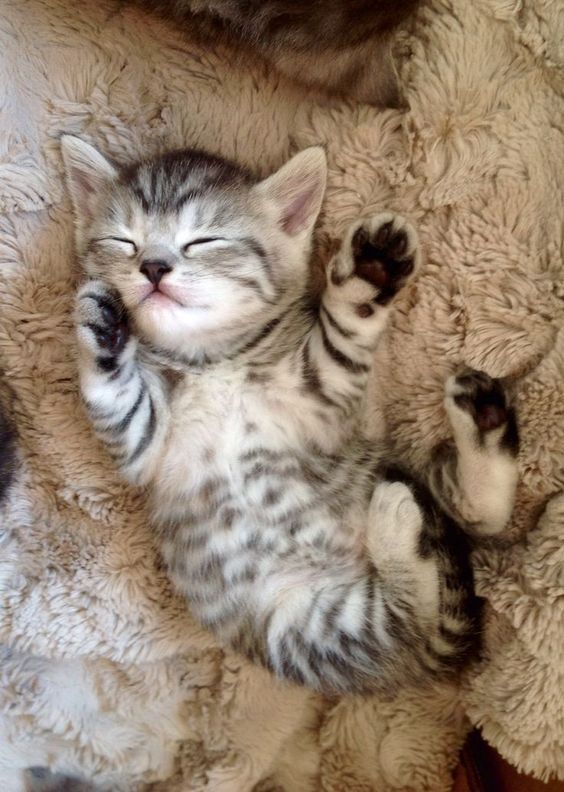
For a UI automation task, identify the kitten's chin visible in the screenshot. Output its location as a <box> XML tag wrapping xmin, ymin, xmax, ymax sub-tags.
<box><xmin>133</xmin><ymin>300</ymin><xmax>193</xmax><ymax>350</ymax></box>
<box><xmin>133</xmin><ymin>291</ymin><xmax>274</xmax><ymax>360</ymax></box>
<box><xmin>133</xmin><ymin>299</ymin><xmax>230</xmax><ymax>359</ymax></box>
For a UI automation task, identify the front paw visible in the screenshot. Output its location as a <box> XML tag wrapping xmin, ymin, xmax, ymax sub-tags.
<box><xmin>76</xmin><ymin>281</ymin><xmax>131</xmax><ymax>363</ymax></box>
<box><xmin>333</xmin><ymin>213</ymin><xmax>420</xmax><ymax>305</ymax></box>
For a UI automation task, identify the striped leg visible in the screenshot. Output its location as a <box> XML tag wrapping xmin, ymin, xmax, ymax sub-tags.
<box><xmin>303</xmin><ymin>213</ymin><xmax>420</xmax><ymax>412</ymax></box>
<box><xmin>75</xmin><ymin>280</ymin><xmax>169</xmax><ymax>484</ymax></box>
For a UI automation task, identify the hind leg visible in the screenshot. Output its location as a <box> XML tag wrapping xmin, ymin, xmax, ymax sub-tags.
<box><xmin>366</xmin><ymin>481</ymin><xmax>440</xmax><ymax>624</ymax></box>
<box><xmin>366</xmin><ymin>476</ymin><xmax>478</xmax><ymax>668</ymax></box>
<box><xmin>429</xmin><ymin>370</ymin><xmax>519</xmax><ymax>536</ymax></box>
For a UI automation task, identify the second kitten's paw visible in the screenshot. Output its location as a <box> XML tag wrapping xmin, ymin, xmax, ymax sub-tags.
<box><xmin>333</xmin><ymin>213</ymin><xmax>420</xmax><ymax>305</ymax></box>
<box><xmin>445</xmin><ymin>369</ymin><xmax>519</xmax><ymax>455</ymax></box>
<box><xmin>76</xmin><ymin>280</ymin><xmax>131</xmax><ymax>362</ymax></box>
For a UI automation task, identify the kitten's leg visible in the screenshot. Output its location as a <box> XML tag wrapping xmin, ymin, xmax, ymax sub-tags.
<box><xmin>303</xmin><ymin>213</ymin><xmax>419</xmax><ymax>411</ymax></box>
<box><xmin>366</xmin><ymin>481</ymin><xmax>438</xmax><ymax>623</ymax></box>
<box><xmin>428</xmin><ymin>370</ymin><xmax>519</xmax><ymax>536</ymax></box>
<box><xmin>366</xmin><ymin>475</ymin><xmax>479</xmax><ymax>674</ymax></box>
<box><xmin>75</xmin><ymin>280</ymin><xmax>169</xmax><ymax>485</ymax></box>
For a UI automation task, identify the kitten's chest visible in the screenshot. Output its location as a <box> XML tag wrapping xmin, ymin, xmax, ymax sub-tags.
<box><xmin>155</xmin><ymin>368</ymin><xmax>303</xmax><ymax>499</ymax></box>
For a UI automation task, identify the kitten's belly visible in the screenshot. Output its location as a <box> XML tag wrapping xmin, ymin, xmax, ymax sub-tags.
<box><xmin>152</xmin><ymin>379</ymin><xmax>370</xmax><ymax>629</ymax></box>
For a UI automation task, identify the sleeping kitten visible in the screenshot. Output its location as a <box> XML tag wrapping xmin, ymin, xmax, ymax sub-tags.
<box><xmin>139</xmin><ymin>0</ymin><xmax>421</xmax><ymax>105</ymax></box>
<box><xmin>62</xmin><ymin>136</ymin><xmax>519</xmax><ymax>695</ymax></box>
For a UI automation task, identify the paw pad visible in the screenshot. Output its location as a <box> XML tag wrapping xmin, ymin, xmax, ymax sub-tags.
<box><xmin>77</xmin><ymin>283</ymin><xmax>130</xmax><ymax>358</ymax></box>
<box><xmin>449</xmin><ymin>369</ymin><xmax>519</xmax><ymax>454</ymax></box>
<box><xmin>350</xmin><ymin>213</ymin><xmax>419</xmax><ymax>305</ymax></box>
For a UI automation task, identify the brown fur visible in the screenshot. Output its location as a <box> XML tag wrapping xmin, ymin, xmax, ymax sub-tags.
<box><xmin>140</xmin><ymin>0</ymin><xmax>421</xmax><ymax>104</ymax></box>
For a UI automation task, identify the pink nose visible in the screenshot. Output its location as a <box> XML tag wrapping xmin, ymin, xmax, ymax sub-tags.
<box><xmin>140</xmin><ymin>260</ymin><xmax>172</xmax><ymax>285</ymax></box>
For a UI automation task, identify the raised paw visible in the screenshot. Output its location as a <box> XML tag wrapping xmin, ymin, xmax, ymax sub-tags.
<box><xmin>75</xmin><ymin>281</ymin><xmax>130</xmax><ymax>362</ymax></box>
<box><xmin>334</xmin><ymin>212</ymin><xmax>420</xmax><ymax>305</ymax></box>
<box><xmin>445</xmin><ymin>369</ymin><xmax>519</xmax><ymax>455</ymax></box>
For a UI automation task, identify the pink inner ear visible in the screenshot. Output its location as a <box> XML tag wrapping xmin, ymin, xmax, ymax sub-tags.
<box><xmin>281</xmin><ymin>185</ymin><xmax>318</xmax><ymax>235</ymax></box>
<box><xmin>71</xmin><ymin>166</ymin><xmax>97</xmax><ymax>197</ymax></box>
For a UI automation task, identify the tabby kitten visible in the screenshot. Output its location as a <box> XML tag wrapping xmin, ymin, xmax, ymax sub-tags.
<box><xmin>139</xmin><ymin>0</ymin><xmax>421</xmax><ymax>105</ymax></box>
<box><xmin>63</xmin><ymin>136</ymin><xmax>519</xmax><ymax>695</ymax></box>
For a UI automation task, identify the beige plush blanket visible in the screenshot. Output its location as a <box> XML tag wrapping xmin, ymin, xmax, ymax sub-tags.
<box><xmin>0</xmin><ymin>0</ymin><xmax>563</xmax><ymax>788</ymax></box>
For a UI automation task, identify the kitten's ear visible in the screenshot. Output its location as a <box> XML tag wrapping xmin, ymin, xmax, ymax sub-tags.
<box><xmin>60</xmin><ymin>136</ymin><xmax>117</xmax><ymax>224</ymax></box>
<box><xmin>255</xmin><ymin>147</ymin><xmax>327</xmax><ymax>237</ymax></box>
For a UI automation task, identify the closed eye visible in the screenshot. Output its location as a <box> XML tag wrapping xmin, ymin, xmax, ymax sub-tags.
<box><xmin>182</xmin><ymin>237</ymin><xmax>224</xmax><ymax>254</ymax></box>
<box><xmin>95</xmin><ymin>237</ymin><xmax>138</xmax><ymax>254</ymax></box>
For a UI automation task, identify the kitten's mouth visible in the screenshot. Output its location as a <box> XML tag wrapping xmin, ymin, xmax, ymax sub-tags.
<box><xmin>140</xmin><ymin>285</ymin><xmax>184</xmax><ymax>308</ymax></box>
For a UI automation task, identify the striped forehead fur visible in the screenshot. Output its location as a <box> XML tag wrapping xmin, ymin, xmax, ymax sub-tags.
<box><xmin>119</xmin><ymin>149</ymin><xmax>255</xmax><ymax>216</ymax></box>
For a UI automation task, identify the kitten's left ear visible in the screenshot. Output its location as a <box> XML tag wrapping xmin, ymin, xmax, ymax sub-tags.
<box><xmin>255</xmin><ymin>147</ymin><xmax>327</xmax><ymax>237</ymax></box>
<box><xmin>60</xmin><ymin>135</ymin><xmax>117</xmax><ymax>225</ymax></box>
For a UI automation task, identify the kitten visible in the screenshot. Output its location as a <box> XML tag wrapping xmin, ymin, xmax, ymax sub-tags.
<box><xmin>62</xmin><ymin>136</ymin><xmax>519</xmax><ymax>695</ymax></box>
<box><xmin>0</xmin><ymin>374</ymin><xmax>17</xmax><ymax>504</ymax></box>
<box><xmin>138</xmin><ymin>0</ymin><xmax>421</xmax><ymax>105</ymax></box>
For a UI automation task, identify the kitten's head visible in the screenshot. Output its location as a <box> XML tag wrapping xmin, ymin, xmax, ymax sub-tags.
<box><xmin>61</xmin><ymin>137</ymin><xmax>326</xmax><ymax>361</ymax></box>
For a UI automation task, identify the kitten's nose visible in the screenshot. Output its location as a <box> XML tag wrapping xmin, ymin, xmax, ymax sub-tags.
<box><xmin>140</xmin><ymin>259</ymin><xmax>173</xmax><ymax>286</ymax></box>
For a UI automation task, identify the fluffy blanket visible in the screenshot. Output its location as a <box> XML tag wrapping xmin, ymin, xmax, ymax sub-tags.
<box><xmin>0</xmin><ymin>0</ymin><xmax>562</xmax><ymax>788</ymax></box>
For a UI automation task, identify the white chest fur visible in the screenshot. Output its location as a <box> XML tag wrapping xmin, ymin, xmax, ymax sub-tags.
<box><xmin>155</xmin><ymin>367</ymin><xmax>292</xmax><ymax>498</ymax></box>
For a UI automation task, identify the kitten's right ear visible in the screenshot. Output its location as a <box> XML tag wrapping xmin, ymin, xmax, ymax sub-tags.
<box><xmin>60</xmin><ymin>136</ymin><xmax>117</xmax><ymax>225</ymax></box>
